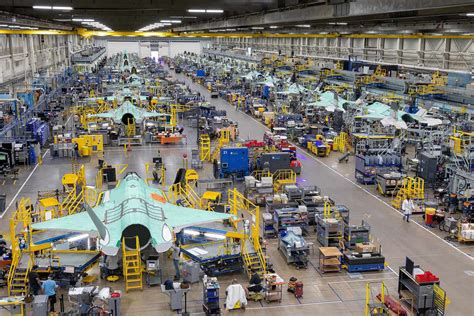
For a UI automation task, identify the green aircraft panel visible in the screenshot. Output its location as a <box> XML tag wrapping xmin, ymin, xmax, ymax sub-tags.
<box><xmin>32</xmin><ymin>173</ymin><xmax>232</xmax><ymax>255</ymax></box>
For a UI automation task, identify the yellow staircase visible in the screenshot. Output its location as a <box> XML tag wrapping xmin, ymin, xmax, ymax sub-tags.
<box><xmin>7</xmin><ymin>252</ymin><xmax>32</xmax><ymax>296</ymax></box>
<box><xmin>126</xmin><ymin>118</ymin><xmax>136</xmax><ymax>136</ymax></box>
<box><xmin>61</xmin><ymin>167</ymin><xmax>86</xmax><ymax>215</ymax></box>
<box><xmin>211</xmin><ymin>130</ymin><xmax>230</xmax><ymax>161</ymax></box>
<box><xmin>391</xmin><ymin>177</ymin><xmax>425</xmax><ymax>209</ymax></box>
<box><xmin>199</xmin><ymin>134</ymin><xmax>211</xmax><ymax>161</ymax></box>
<box><xmin>122</xmin><ymin>236</ymin><xmax>143</xmax><ymax>292</ymax></box>
<box><xmin>273</xmin><ymin>169</ymin><xmax>297</xmax><ymax>191</ymax></box>
<box><xmin>242</xmin><ymin>238</ymin><xmax>267</xmax><ymax>279</ymax></box>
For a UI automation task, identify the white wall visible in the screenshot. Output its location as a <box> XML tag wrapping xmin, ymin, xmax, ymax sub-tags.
<box><xmin>106</xmin><ymin>41</ymin><xmax>140</xmax><ymax>57</ymax></box>
<box><xmin>156</xmin><ymin>41</ymin><xmax>207</xmax><ymax>58</ymax></box>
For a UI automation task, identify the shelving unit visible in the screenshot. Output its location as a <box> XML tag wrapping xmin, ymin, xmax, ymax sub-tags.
<box><xmin>273</xmin><ymin>207</ymin><xmax>309</xmax><ymax>234</ymax></box>
<box><xmin>318</xmin><ymin>247</ymin><xmax>342</xmax><ymax>273</ymax></box>
<box><xmin>264</xmin><ymin>273</ymin><xmax>284</xmax><ymax>303</ymax></box>
<box><xmin>203</xmin><ymin>277</ymin><xmax>220</xmax><ymax>315</ymax></box>
<box><xmin>398</xmin><ymin>266</ymin><xmax>441</xmax><ymax>315</ymax></box>
<box><xmin>316</xmin><ymin>216</ymin><xmax>344</xmax><ymax>247</ymax></box>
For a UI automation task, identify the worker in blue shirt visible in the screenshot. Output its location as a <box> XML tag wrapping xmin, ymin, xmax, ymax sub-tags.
<box><xmin>42</xmin><ymin>275</ymin><xmax>58</xmax><ymax>312</ymax></box>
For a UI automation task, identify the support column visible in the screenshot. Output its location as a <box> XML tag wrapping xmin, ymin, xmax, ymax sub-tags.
<box><xmin>443</xmin><ymin>38</ymin><xmax>451</xmax><ymax>69</ymax></box>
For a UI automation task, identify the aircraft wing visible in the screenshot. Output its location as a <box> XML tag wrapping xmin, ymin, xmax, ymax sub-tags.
<box><xmin>142</xmin><ymin>112</ymin><xmax>165</xmax><ymax>118</ymax></box>
<box><xmin>31</xmin><ymin>211</ymin><xmax>98</xmax><ymax>233</ymax></box>
<box><xmin>163</xmin><ymin>204</ymin><xmax>233</xmax><ymax>231</ymax></box>
<box><xmin>89</xmin><ymin>112</ymin><xmax>114</xmax><ymax>119</ymax></box>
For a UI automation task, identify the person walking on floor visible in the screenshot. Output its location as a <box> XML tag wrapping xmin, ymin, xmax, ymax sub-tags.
<box><xmin>402</xmin><ymin>197</ymin><xmax>414</xmax><ymax>223</ymax></box>
<box><xmin>42</xmin><ymin>275</ymin><xmax>58</xmax><ymax>312</ymax></box>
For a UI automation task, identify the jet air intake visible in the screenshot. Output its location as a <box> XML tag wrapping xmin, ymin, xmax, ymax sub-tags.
<box><xmin>122</xmin><ymin>224</ymin><xmax>152</xmax><ymax>250</ymax></box>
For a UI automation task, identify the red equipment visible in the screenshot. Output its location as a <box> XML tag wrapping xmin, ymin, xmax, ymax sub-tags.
<box><xmin>294</xmin><ymin>282</ymin><xmax>303</xmax><ymax>298</ymax></box>
<box><xmin>376</xmin><ymin>294</ymin><xmax>408</xmax><ymax>316</ymax></box>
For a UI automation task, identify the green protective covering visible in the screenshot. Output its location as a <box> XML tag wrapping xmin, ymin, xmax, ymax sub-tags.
<box><xmin>307</xmin><ymin>91</ymin><xmax>350</xmax><ymax>112</ymax></box>
<box><xmin>89</xmin><ymin>100</ymin><xmax>164</xmax><ymax>124</ymax></box>
<box><xmin>32</xmin><ymin>173</ymin><xmax>232</xmax><ymax>256</ymax></box>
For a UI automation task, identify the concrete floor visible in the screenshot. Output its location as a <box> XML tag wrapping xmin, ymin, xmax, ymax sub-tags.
<box><xmin>0</xmin><ymin>69</ymin><xmax>472</xmax><ymax>315</ymax></box>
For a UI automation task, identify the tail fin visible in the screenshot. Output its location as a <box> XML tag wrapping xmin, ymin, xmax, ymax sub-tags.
<box><xmin>84</xmin><ymin>203</ymin><xmax>107</xmax><ymax>241</ymax></box>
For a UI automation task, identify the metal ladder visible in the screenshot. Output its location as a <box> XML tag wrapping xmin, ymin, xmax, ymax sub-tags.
<box><xmin>122</xmin><ymin>236</ymin><xmax>143</xmax><ymax>292</ymax></box>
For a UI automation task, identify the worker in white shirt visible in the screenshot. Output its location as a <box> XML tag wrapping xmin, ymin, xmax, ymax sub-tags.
<box><xmin>402</xmin><ymin>197</ymin><xmax>414</xmax><ymax>223</ymax></box>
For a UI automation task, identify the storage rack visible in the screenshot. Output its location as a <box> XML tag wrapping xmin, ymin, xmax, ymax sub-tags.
<box><xmin>344</xmin><ymin>220</ymin><xmax>370</xmax><ymax>249</ymax></box>
<box><xmin>203</xmin><ymin>278</ymin><xmax>220</xmax><ymax>315</ymax></box>
<box><xmin>316</xmin><ymin>215</ymin><xmax>344</xmax><ymax>247</ymax></box>
<box><xmin>376</xmin><ymin>171</ymin><xmax>403</xmax><ymax>196</ymax></box>
<box><xmin>262</xmin><ymin>212</ymin><xmax>276</xmax><ymax>237</ymax></box>
<box><xmin>318</xmin><ymin>247</ymin><xmax>342</xmax><ymax>273</ymax></box>
<box><xmin>273</xmin><ymin>207</ymin><xmax>309</xmax><ymax>235</ymax></box>
<box><xmin>398</xmin><ymin>266</ymin><xmax>440</xmax><ymax>315</ymax></box>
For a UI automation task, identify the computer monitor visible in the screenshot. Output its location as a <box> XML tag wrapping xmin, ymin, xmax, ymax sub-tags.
<box><xmin>63</xmin><ymin>266</ymin><xmax>75</xmax><ymax>274</ymax></box>
<box><xmin>405</xmin><ymin>257</ymin><xmax>415</xmax><ymax>275</ymax></box>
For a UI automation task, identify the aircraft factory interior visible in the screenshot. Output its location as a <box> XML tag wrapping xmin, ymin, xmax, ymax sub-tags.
<box><xmin>0</xmin><ymin>1</ymin><xmax>473</xmax><ymax>315</ymax></box>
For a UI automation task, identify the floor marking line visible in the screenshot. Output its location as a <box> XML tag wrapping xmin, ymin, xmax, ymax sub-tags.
<box><xmin>180</xmin><ymin>73</ymin><xmax>473</xmax><ymax>260</ymax></box>
<box><xmin>1</xmin><ymin>149</ymin><xmax>50</xmax><ymax>218</ymax></box>
<box><xmin>232</xmin><ymin>101</ymin><xmax>474</xmax><ymax>261</ymax></box>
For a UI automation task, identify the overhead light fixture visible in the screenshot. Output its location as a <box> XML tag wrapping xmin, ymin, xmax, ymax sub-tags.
<box><xmin>72</xmin><ymin>18</ymin><xmax>94</xmax><ymax>22</ymax></box>
<box><xmin>269</xmin><ymin>26</ymin><xmax>278</xmax><ymax>29</ymax></box>
<box><xmin>33</xmin><ymin>5</ymin><xmax>52</xmax><ymax>9</ymax></box>
<box><xmin>206</xmin><ymin>9</ymin><xmax>223</xmax><ymax>13</ymax></box>
<box><xmin>188</xmin><ymin>9</ymin><xmax>206</xmax><ymax>13</ymax></box>
<box><xmin>183</xmin><ymin>229</ymin><xmax>200</xmax><ymax>236</ymax></box>
<box><xmin>204</xmin><ymin>232</ymin><xmax>226</xmax><ymax>240</ymax></box>
<box><xmin>0</xmin><ymin>24</ymin><xmax>8</xmax><ymax>27</ymax></box>
<box><xmin>252</xmin><ymin>27</ymin><xmax>264</xmax><ymax>30</ymax></box>
<box><xmin>296</xmin><ymin>24</ymin><xmax>311</xmax><ymax>28</ymax></box>
<box><xmin>33</xmin><ymin>5</ymin><xmax>73</xmax><ymax>10</ymax></box>
<box><xmin>328</xmin><ymin>22</ymin><xmax>348</xmax><ymax>25</ymax></box>
<box><xmin>160</xmin><ymin>20</ymin><xmax>181</xmax><ymax>23</ymax></box>
<box><xmin>187</xmin><ymin>9</ymin><xmax>223</xmax><ymax>13</ymax></box>
<box><xmin>68</xmin><ymin>234</ymin><xmax>89</xmax><ymax>243</ymax></box>
<box><xmin>170</xmin><ymin>16</ymin><xmax>197</xmax><ymax>19</ymax></box>
<box><xmin>466</xmin><ymin>13</ymin><xmax>474</xmax><ymax>16</ymax></box>
<box><xmin>226</xmin><ymin>28</ymin><xmax>236</xmax><ymax>31</ymax></box>
<box><xmin>53</xmin><ymin>6</ymin><xmax>73</xmax><ymax>10</ymax></box>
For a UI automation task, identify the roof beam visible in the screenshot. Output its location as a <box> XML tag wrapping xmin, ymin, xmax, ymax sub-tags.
<box><xmin>173</xmin><ymin>0</ymin><xmax>474</xmax><ymax>31</ymax></box>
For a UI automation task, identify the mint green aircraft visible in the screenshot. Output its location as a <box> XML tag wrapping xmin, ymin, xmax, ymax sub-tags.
<box><xmin>31</xmin><ymin>173</ymin><xmax>232</xmax><ymax>255</ymax></box>
<box><xmin>89</xmin><ymin>100</ymin><xmax>164</xmax><ymax>125</ymax></box>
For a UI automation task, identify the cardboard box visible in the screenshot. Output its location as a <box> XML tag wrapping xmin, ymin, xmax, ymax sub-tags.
<box><xmin>355</xmin><ymin>242</ymin><xmax>376</xmax><ymax>253</ymax></box>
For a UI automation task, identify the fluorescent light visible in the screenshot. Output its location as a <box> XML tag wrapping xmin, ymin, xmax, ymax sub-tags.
<box><xmin>33</xmin><ymin>6</ymin><xmax>52</xmax><ymax>10</ymax></box>
<box><xmin>188</xmin><ymin>9</ymin><xmax>206</xmax><ymax>13</ymax></box>
<box><xmin>466</xmin><ymin>13</ymin><xmax>474</xmax><ymax>16</ymax></box>
<box><xmin>269</xmin><ymin>26</ymin><xmax>278</xmax><ymax>29</ymax></box>
<box><xmin>183</xmin><ymin>229</ymin><xmax>200</xmax><ymax>236</ymax></box>
<box><xmin>206</xmin><ymin>9</ymin><xmax>223</xmax><ymax>13</ymax></box>
<box><xmin>204</xmin><ymin>232</ymin><xmax>226</xmax><ymax>240</ymax></box>
<box><xmin>68</xmin><ymin>233</ymin><xmax>89</xmax><ymax>242</ymax></box>
<box><xmin>170</xmin><ymin>20</ymin><xmax>181</xmax><ymax>23</ymax></box>
<box><xmin>170</xmin><ymin>16</ymin><xmax>197</xmax><ymax>19</ymax></box>
<box><xmin>52</xmin><ymin>6</ymin><xmax>73</xmax><ymax>10</ymax></box>
<box><xmin>73</xmin><ymin>18</ymin><xmax>94</xmax><ymax>22</ymax></box>
<box><xmin>296</xmin><ymin>24</ymin><xmax>311</xmax><ymax>28</ymax></box>
<box><xmin>226</xmin><ymin>28</ymin><xmax>236</xmax><ymax>31</ymax></box>
<box><xmin>329</xmin><ymin>22</ymin><xmax>348</xmax><ymax>25</ymax></box>
<box><xmin>252</xmin><ymin>27</ymin><xmax>264</xmax><ymax>30</ymax></box>
<box><xmin>162</xmin><ymin>23</ymin><xmax>172</xmax><ymax>26</ymax></box>
<box><xmin>161</xmin><ymin>20</ymin><xmax>181</xmax><ymax>23</ymax></box>
<box><xmin>0</xmin><ymin>24</ymin><xmax>8</xmax><ymax>27</ymax></box>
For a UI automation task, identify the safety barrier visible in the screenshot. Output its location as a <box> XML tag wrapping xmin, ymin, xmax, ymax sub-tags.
<box><xmin>273</xmin><ymin>169</ymin><xmax>297</xmax><ymax>191</ymax></box>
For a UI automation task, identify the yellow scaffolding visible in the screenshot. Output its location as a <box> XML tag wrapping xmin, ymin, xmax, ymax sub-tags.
<box><xmin>199</xmin><ymin>134</ymin><xmax>211</xmax><ymax>161</ymax></box>
<box><xmin>228</xmin><ymin>188</ymin><xmax>267</xmax><ymax>279</ymax></box>
<box><xmin>273</xmin><ymin>169</ymin><xmax>297</xmax><ymax>191</ymax></box>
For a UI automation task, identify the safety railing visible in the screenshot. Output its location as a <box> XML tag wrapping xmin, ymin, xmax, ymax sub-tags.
<box><xmin>200</xmin><ymin>134</ymin><xmax>211</xmax><ymax>161</ymax></box>
<box><xmin>273</xmin><ymin>169</ymin><xmax>296</xmax><ymax>191</ymax></box>
<box><xmin>250</xmin><ymin>169</ymin><xmax>272</xmax><ymax>181</ymax></box>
